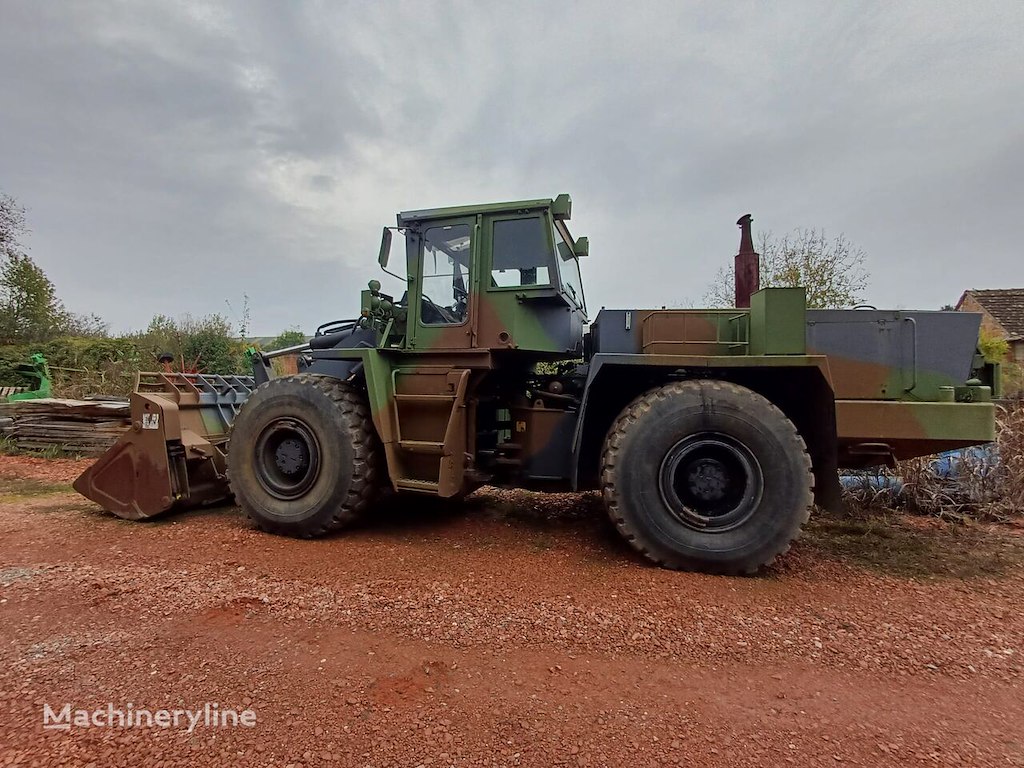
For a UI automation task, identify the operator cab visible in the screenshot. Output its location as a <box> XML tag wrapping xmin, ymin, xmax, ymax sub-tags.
<box><xmin>375</xmin><ymin>194</ymin><xmax>588</xmax><ymax>356</ymax></box>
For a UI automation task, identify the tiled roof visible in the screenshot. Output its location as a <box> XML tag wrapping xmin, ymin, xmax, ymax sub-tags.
<box><xmin>960</xmin><ymin>289</ymin><xmax>1024</xmax><ymax>340</ymax></box>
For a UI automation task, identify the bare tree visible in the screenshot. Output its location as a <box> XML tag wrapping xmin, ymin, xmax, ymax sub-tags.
<box><xmin>1</xmin><ymin>192</ymin><xmax>28</xmax><ymax>257</ymax></box>
<box><xmin>704</xmin><ymin>228</ymin><xmax>869</xmax><ymax>309</ymax></box>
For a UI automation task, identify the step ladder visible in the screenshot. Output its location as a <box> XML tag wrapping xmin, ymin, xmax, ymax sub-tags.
<box><xmin>391</xmin><ymin>368</ymin><xmax>471</xmax><ymax>496</ymax></box>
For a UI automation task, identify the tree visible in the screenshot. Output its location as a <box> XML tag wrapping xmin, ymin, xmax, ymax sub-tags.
<box><xmin>64</xmin><ymin>312</ymin><xmax>109</xmax><ymax>338</ymax></box>
<box><xmin>704</xmin><ymin>228</ymin><xmax>870</xmax><ymax>309</ymax></box>
<box><xmin>0</xmin><ymin>192</ymin><xmax>108</xmax><ymax>343</ymax></box>
<box><xmin>1</xmin><ymin>193</ymin><xmax>28</xmax><ymax>255</ymax></box>
<box><xmin>139</xmin><ymin>313</ymin><xmax>246</xmax><ymax>374</ymax></box>
<box><xmin>269</xmin><ymin>327</ymin><xmax>307</xmax><ymax>350</ymax></box>
<box><xmin>0</xmin><ymin>251</ymin><xmax>70</xmax><ymax>343</ymax></box>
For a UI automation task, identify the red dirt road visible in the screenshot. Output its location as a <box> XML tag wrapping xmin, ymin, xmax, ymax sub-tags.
<box><xmin>1</xmin><ymin>456</ymin><xmax>1022</xmax><ymax>766</ymax></box>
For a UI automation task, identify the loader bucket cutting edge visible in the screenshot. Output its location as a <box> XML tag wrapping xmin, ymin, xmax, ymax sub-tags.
<box><xmin>73</xmin><ymin>372</ymin><xmax>254</xmax><ymax>521</ymax></box>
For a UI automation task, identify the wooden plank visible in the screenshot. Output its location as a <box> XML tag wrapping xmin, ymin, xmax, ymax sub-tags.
<box><xmin>0</xmin><ymin>397</ymin><xmax>131</xmax><ymax>454</ymax></box>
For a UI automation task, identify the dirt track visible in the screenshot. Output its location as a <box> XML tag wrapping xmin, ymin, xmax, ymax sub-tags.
<box><xmin>1</xmin><ymin>456</ymin><xmax>1022</xmax><ymax>767</ymax></box>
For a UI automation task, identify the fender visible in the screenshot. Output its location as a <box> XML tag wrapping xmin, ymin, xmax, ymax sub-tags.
<box><xmin>570</xmin><ymin>353</ymin><xmax>841</xmax><ymax>511</ymax></box>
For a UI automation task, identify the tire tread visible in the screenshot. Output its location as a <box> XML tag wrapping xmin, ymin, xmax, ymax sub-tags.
<box><xmin>227</xmin><ymin>373</ymin><xmax>383</xmax><ymax>538</ymax></box>
<box><xmin>600</xmin><ymin>379</ymin><xmax>813</xmax><ymax>574</ymax></box>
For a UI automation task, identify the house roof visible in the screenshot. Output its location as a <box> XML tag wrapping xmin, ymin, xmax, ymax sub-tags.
<box><xmin>957</xmin><ymin>289</ymin><xmax>1024</xmax><ymax>341</ymax></box>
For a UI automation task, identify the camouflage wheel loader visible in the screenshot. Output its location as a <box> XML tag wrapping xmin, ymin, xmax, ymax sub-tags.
<box><xmin>75</xmin><ymin>195</ymin><xmax>997</xmax><ymax>573</ymax></box>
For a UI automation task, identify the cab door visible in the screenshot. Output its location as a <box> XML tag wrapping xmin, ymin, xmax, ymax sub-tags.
<box><xmin>406</xmin><ymin>218</ymin><xmax>477</xmax><ymax>351</ymax></box>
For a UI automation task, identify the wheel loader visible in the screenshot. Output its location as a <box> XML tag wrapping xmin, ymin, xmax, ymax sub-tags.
<box><xmin>74</xmin><ymin>194</ymin><xmax>997</xmax><ymax>573</ymax></box>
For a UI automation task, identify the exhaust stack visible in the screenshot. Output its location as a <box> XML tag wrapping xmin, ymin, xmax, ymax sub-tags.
<box><xmin>734</xmin><ymin>213</ymin><xmax>760</xmax><ymax>308</ymax></box>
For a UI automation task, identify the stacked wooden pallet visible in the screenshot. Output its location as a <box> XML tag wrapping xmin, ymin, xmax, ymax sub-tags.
<box><xmin>0</xmin><ymin>398</ymin><xmax>130</xmax><ymax>456</ymax></box>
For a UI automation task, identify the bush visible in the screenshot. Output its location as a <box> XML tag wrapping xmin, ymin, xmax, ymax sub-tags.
<box><xmin>0</xmin><ymin>313</ymin><xmax>250</xmax><ymax>399</ymax></box>
<box><xmin>978</xmin><ymin>329</ymin><xmax>1009</xmax><ymax>363</ymax></box>
<box><xmin>136</xmin><ymin>314</ymin><xmax>247</xmax><ymax>376</ymax></box>
<box><xmin>268</xmin><ymin>328</ymin><xmax>307</xmax><ymax>350</ymax></box>
<box><xmin>0</xmin><ymin>337</ymin><xmax>141</xmax><ymax>398</ymax></box>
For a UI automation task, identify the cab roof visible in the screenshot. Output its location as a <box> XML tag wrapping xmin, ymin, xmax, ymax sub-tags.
<box><xmin>397</xmin><ymin>196</ymin><xmax>563</xmax><ymax>226</ymax></box>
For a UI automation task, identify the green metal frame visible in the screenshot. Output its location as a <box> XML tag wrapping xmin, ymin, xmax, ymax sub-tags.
<box><xmin>3</xmin><ymin>353</ymin><xmax>53</xmax><ymax>402</ymax></box>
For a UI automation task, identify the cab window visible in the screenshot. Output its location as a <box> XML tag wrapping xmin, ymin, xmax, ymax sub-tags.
<box><xmin>491</xmin><ymin>217</ymin><xmax>552</xmax><ymax>288</ymax></box>
<box><xmin>420</xmin><ymin>224</ymin><xmax>471</xmax><ymax>326</ymax></box>
<box><xmin>553</xmin><ymin>224</ymin><xmax>585</xmax><ymax>313</ymax></box>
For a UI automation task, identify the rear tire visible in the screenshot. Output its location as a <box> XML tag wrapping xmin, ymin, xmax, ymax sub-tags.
<box><xmin>227</xmin><ymin>374</ymin><xmax>383</xmax><ymax>537</ymax></box>
<box><xmin>601</xmin><ymin>379</ymin><xmax>813</xmax><ymax>574</ymax></box>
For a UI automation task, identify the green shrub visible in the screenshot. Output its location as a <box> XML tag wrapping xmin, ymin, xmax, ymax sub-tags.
<box><xmin>0</xmin><ymin>313</ymin><xmax>250</xmax><ymax>398</ymax></box>
<box><xmin>979</xmin><ymin>329</ymin><xmax>1009</xmax><ymax>363</ymax></box>
<box><xmin>268</xmin><ymin>327</ymin><xmax>307</xmax><ymax>350</ymax></box>
<box><xmin>135</xmin><ymin>313</ymin><xmax>247</xmax><ymax>375</ymax></box>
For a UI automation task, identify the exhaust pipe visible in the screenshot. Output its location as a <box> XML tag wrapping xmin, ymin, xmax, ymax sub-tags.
<box><xmin>734</xmin><ymin>213</ymin><xmax>760</xmax><ymax>308</ymax></box>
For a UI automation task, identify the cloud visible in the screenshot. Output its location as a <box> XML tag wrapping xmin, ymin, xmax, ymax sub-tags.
<box><xmin>1</xmin><ymin>0</ymin><xmax>1021</xmax><ymax>334</ymax></box>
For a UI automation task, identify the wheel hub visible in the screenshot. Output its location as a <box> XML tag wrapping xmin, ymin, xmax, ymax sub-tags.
<box><xmin>274</xmin><ymin>437</ymin><xmax>308</xmax><ymax>475</ymax></box>
<box><xmin>254</xmin><ymin>418</ymin><xmax>321</xmax><ymax>500</ymax></box>
<box><xmin>686</xmin><ymin>458</ymin><xmax>729</xmax><ymax>501</ymax></box>
<box><xmin>658</xmin><ymin>433</ymin><xmax>764</xmax><ymax>532</ymax></box>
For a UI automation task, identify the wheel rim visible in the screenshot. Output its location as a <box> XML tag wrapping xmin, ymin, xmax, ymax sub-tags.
<box><xmin>658</xmin><ymin>433</ymin><xmax>763</xmax><ymax>532</ymax></box>
<box><xmin>253</xmin><ymin>418</ymin><xmax>321</xmax><ymax>500</ymax></box>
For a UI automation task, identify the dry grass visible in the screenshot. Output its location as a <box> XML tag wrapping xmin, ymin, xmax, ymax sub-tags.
<box><xmin>0</xmin><ymin>435</ymin><xmax>85</xmax><ymax>460</ymax></box>
<box><xmin>991</xmin><ymin>398</ymin><xmax>1024</xmax><ymax>513</ymax></box>
<box><xmin>802</xmin><ymin>509</ymin><xmax>1024</xmax><ymax>579</ymax></box>
<box><xmin>49</xmin><ymin>363</ymin><xmax>137</xmax><ymax>400</ymax></box>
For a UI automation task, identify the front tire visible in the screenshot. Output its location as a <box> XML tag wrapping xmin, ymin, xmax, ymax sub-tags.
<box><xmin>601</xmin><ymin>379</ymin><xmax>813</xmax><ymax>574</ymax></box>
<box><xmin>227</xmin><ymin>374</ymin><xmax>383</xmax><ymax>537</ymax></box>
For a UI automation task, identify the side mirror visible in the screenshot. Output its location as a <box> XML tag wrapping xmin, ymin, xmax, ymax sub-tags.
<box><xmin>378</xmin><ymin>227</ymin><xmax>392</xmax><ymax>268</ymax></box>
<box><xmin>574</xmin><ymin>236</ymin><xmax>589</xmax><ymax>257</ymax></box>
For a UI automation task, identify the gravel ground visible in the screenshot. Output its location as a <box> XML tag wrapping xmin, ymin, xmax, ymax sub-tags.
<box><xmin>1</xmin><ymin>454</ymin><xmax>1022</xmax><ymax>767</ymax></box>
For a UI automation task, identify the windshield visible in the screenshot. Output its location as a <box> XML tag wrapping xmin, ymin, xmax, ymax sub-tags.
<box><xmin>553</xmin><ymin>221</ymin><xmax>586</xmax><ymax>315</ymax></box>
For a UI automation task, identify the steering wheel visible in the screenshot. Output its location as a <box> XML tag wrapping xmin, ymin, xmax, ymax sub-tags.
<box><xmin>421</xmin><ymin>295</ymin><xmax>459</xmax><ymax>324</ymax></box>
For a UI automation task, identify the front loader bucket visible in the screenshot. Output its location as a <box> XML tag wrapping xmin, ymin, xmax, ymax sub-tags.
<box><xmin>74</xmin><ymin>372</ymin><xmax>254</xmax><ymax>520</ymax></box>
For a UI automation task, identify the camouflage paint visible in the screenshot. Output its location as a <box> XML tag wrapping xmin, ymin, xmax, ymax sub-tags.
<box><xmin>75</xmin><ymin>194</ymin><xmax>998</xmax><ymax>516</ymax></box>
<box><xmin>298</xmin><ymin>195</ymin><xmax>997</xmax><ymax>493</ymax></box>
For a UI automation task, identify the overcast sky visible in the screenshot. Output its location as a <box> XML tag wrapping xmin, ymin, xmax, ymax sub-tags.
<box><xmin>1</xmin><ymin>1</ymin><xmax>1022</xmax><ymax>335</ymax></box>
